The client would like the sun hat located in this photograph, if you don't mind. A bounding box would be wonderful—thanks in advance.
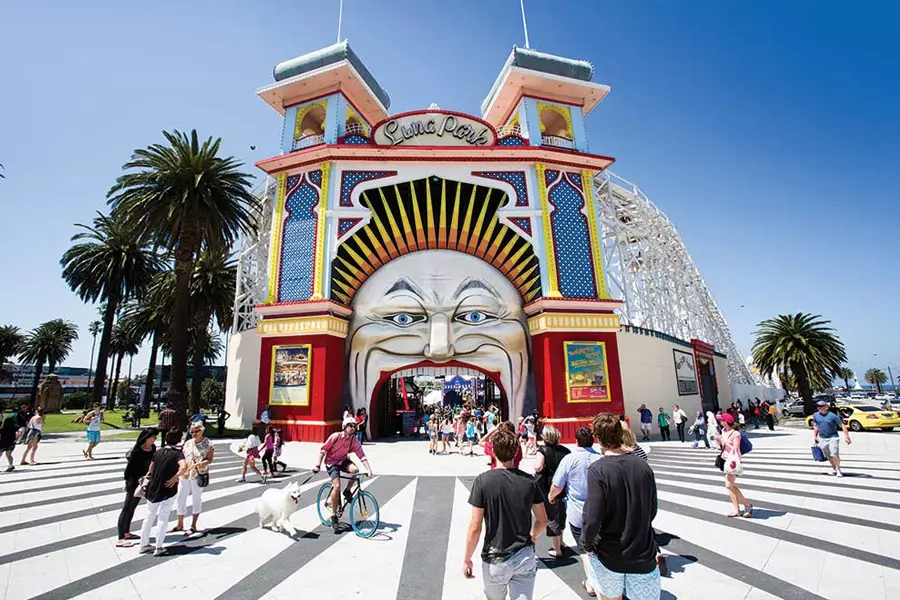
[718,413,735,424]
[342,417,357,428]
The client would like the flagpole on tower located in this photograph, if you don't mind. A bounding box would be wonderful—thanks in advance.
[519,0,531,49]
[337,0,344,43]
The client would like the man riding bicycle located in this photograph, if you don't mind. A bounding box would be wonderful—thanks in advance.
[312,417,373,531]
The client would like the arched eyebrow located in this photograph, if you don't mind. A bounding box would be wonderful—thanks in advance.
[452,278,499,300]
[384,278,425,299]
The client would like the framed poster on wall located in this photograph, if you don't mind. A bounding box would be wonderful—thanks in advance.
[270,344,312,406]
[563,341,611,402]
[673,349,699,395]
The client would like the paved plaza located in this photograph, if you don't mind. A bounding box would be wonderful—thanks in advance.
[0,426,898,600]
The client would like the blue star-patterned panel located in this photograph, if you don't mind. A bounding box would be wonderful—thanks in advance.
[340,134,372,145]
[337,218,362,238]
[472,171,529,207]
[546,170,598,299]
[340,170,397,207]
[279,172,321,302]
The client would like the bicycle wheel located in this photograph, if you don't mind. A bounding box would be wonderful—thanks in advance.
[349,490,380,537]
[315,482,334,526]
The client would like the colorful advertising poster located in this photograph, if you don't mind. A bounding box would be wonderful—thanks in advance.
[270,345,311,406]
[564,341,610,402]
[673,349,699,396]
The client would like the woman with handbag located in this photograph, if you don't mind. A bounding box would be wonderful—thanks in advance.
[715,414,752,518]
[173,422,215,536]
[140,430,187,556]
[116,428,158,547]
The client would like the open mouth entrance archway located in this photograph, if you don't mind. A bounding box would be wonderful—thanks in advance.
[368,361,507,439]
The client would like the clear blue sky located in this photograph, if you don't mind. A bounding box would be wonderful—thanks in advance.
[1,1,898,383]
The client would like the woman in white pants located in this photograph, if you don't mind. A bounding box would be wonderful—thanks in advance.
[140,430,187,556]
[173,423,215,536]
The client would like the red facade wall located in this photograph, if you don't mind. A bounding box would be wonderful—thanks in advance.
[532,331,625,441]
[257,334,347,442]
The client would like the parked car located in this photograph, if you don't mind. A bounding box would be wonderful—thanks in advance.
[805,403,900,432]
[783,399,806,418]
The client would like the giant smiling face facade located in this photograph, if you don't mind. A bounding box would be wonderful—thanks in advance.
[347,250,530,418]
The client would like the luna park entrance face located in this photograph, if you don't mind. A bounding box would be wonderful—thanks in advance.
[368,365,506,439]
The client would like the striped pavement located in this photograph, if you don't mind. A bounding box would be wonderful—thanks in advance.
[1,433,898,599]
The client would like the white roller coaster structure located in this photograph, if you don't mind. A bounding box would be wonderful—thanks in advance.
[232,171,757,386]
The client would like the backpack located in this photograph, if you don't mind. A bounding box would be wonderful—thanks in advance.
[739,431,753,454]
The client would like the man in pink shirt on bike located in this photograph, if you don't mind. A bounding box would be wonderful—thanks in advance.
[312,417,373,531]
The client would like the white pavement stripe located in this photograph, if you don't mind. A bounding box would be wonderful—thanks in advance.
[72,477,327,600]
[653,508,894,600]
[266,478,418,600]
[441,478,581,600]
[654,475,900,526]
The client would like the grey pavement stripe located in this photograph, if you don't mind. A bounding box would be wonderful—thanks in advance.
[214,474,414,600]
[0,469,313,565]
[657,498,900,571]
[656,482,900,534]
[0,457,245,500]
[28,470,333,600]
[396,477,456,600]
[650,463,900,494]
[648,455,900,482]
[652,472,898,510]
[655,529,828,600]
[1,461,247,512]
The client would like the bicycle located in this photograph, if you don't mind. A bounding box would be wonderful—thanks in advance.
[315,472,380,537]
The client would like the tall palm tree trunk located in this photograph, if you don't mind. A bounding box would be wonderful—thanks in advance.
[29,360,45,405]
[110,353,124,409]
[795,363,814,416]
[169,232,198,427]
[91,293,119,406]
[87,333,98,392]
[143,332,159,410]
[843,376,850,391]
[190,320,208,414]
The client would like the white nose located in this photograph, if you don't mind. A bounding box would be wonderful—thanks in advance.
[425,313,453,361]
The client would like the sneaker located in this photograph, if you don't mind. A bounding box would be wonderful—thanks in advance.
[153,548,168,557]
[330,515,340,532]
[829,469,837,476]
[138,545,154,554]
[836,470,844,478]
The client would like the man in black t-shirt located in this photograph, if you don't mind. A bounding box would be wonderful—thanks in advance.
[582,413,660,600]
[464,424,547,600]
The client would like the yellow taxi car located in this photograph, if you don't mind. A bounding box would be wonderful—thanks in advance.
[806,403,900,432]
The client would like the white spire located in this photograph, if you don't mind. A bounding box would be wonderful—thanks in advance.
[337,0,344,43]
[520,0,531,49]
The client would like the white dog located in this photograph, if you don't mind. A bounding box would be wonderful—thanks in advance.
[257,481,302,535]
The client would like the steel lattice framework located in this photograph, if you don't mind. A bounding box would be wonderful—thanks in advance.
[232,171,756,385]
[595,171,755,385]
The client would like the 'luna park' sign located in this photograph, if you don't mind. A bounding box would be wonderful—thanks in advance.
[372,111,497,147]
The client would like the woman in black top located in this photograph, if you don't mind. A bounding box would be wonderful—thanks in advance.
[533,425,570,559]
[116,428,158,547]
[139,430,187,556]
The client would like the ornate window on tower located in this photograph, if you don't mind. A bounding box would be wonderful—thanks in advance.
[537,102,575,149]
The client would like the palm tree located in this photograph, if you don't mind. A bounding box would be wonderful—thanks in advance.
[107,130,258,420]
[86,320,102,391]
[187,250,236,412]
[107,326,140,408]
[864,368,888,394]
[61,212,163,407]
[18,319,79,404]
[752,313,847,415]
[0,325,25,383]
[836,366,854,392]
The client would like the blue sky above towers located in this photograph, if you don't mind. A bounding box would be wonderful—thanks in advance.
[1,0,897,379]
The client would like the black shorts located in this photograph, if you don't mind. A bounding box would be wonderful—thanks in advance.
[570,523,586,554]
[326,459,354,480]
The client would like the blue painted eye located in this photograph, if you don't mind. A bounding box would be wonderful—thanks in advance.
[386,313,424,327]
[456,311,495,325]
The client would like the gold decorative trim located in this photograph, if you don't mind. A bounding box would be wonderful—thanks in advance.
[581,169,608,299]
[311,162,331,300]
[257,314,349,338]
[267,172,288,303]
[535,163,561,298]
[527,313,620,334]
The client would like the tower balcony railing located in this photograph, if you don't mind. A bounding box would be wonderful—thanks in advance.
[293,134,325,150]
[541,135,576,149]
[344,121,370,137]
[498,122,524,138]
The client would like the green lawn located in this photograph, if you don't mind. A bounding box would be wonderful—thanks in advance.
[42,410,249,438]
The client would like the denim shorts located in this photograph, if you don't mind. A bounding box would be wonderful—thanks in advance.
[87,430,101,444]
[482,546,536,600]
[588,553,660,600]
[326,459,354,480]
